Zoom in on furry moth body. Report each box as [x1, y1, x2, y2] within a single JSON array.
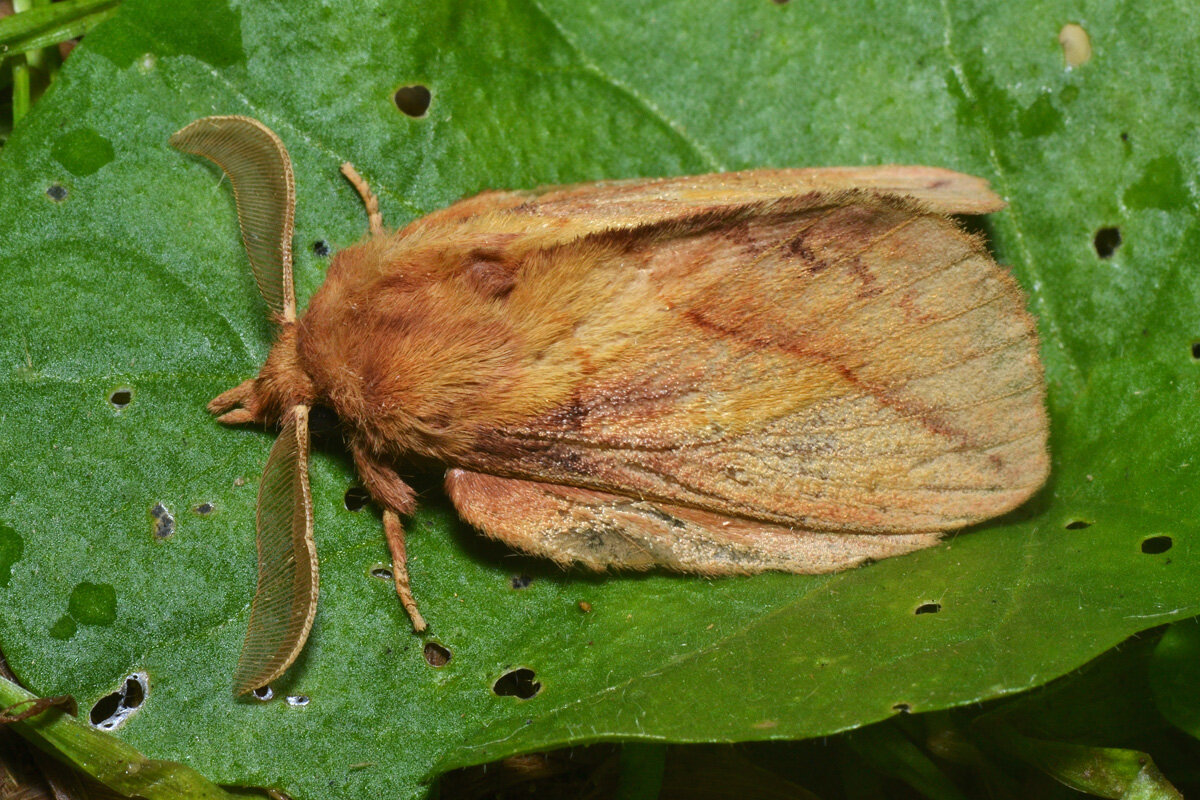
[[170, 116, 1049, 695]]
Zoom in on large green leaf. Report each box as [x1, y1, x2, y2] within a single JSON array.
[[2, 1, 1197, 797]]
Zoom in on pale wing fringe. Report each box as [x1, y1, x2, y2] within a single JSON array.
[[447, 470, 943, 575]]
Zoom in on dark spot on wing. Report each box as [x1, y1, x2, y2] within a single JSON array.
[[639, 504, 687, 529]]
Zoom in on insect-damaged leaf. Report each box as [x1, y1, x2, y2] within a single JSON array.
[[3, 2, 1200, 799]]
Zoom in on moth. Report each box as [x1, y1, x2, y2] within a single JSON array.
[[170, 116, 1049, 695]]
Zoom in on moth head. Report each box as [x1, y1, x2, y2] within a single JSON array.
[[208, 322, 316, 428], [170, 116, 317, 428]]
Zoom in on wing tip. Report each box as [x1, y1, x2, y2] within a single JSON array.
[[882, 165, 1007, 214]]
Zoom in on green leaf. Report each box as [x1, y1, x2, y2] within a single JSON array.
[[1150, 618, 1200, 739], [845, 722, 968, 800], [971, 632, 1192, 798], [0, 0, 120, 60], [1, 1, 1198, 798], [0, 675, 237, 799], [984, 724, 1182, 800], [615, 743, 667, 800], [980, 631, 1173, 746]]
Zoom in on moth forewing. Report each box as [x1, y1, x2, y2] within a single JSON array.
[[232, 404, 317, 696], [398, 165, 1007, 247], [446, 193, 1048, 539], [169, 115, 297, 321]]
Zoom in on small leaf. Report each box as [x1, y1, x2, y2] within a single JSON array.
[[845, 722, 968, 800], [1149, 618, 1200, 739], [615, 743, 667, 800], [0, 0, 120, 59], [985, 723, 1182, 800]]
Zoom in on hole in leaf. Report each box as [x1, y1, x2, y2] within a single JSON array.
[[1191, 342, 1200, 361], [344, 487, 371, 511], [46, 183, 67, 202], [312, 240, 330, 257], [89, 692, 120, 726], [109, 388, 132, 408], [150, 503, 175, 540], [424, 642, 452, 668], [1142, 535, 1173, 554], [1065, 519, 1092, 530], [370, 566, 393, 580], [511, 574, 533, 590], [393, 84, 431, 117], [892, 702, 911, 714], [1121, 132, 1130, 142], [286, 694, 310, 707], [124, 677, 145, 707], [252, 686, 273, 701], [915, 602, 941, 615], [1093, 227, 1121, 258], [493, 668, 541, 699], [193, 502, 214, 515], [89, 673, 147, 730]]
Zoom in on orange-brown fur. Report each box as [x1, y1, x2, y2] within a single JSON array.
[[242, 169, 1047, 550]]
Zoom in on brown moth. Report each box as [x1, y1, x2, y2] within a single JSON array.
[[170, 116, 1049, 695]]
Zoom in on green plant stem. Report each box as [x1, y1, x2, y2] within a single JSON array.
[[11, 56, 30, 124], [0, 0, 120, 60], [0, 675, 237, 800]]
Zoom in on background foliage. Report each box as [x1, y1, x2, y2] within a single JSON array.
[[1, 1, 1199, 798]]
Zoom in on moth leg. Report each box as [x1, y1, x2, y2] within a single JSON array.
[[445, 469, 942, 575], [352, 445, 416, 517], [383, 510, 427, 633], [351, 444, 426, 631], [340, 163, 384, 237], [208, 378, 262, 425]]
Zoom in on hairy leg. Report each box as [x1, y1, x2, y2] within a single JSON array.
[[352, 444, 426, 631]]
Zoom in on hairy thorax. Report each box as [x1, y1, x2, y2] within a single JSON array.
[[286, 237, 534, 463]]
